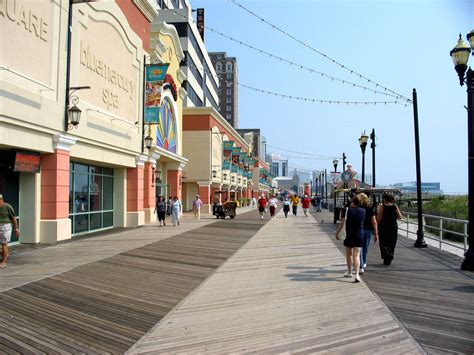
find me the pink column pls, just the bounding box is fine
[167,170,182,200]
[198,185,211,204]
[127,166,144,212]
[143,162,154,209]
[41,149,70,220]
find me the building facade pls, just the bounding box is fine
[182,107,253,212]
[209,52,239,128]
[157,6,220,111]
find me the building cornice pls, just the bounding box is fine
[53,134,77,152]
[132,0,158,22]
[150,21,185,61]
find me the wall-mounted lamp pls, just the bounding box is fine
[156,170,162,181]
[144,135,153,149]
[67,86,90,130]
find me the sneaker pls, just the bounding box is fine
[354,275,361,283]
[344,272,353,278]
[363,263,367,268]
[359,268,365,274]
[261,215,264,220]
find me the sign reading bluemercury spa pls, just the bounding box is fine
[70,2,142,123]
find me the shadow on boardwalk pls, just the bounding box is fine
[313,208,474,354]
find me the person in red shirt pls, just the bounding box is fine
[302,194,311,217]
[257,195,267,220]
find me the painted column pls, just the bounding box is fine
[40,134,76,244]
[197,182,211,214]
[126,154,147,227]
[143,152,161,223]
[167,162,185,200]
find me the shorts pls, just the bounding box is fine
[0,223,12,244]
[258,207,265,213]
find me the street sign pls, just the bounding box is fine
[341,170,353,183]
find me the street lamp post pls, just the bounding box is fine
[370,129,376,206]
[333,159,338,223]
[324,168,328,207]
[450,31,474,270]
[412,89,427,248]
[358,132,369,184]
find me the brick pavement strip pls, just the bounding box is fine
[127,209,423,354]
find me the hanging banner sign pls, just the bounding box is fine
[232,147,241,165]
[223,141,234,166]
[144,64,169,123]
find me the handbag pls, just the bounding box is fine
[337,207,348,241]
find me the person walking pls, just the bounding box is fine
[291,194,300,216]
[377,193,403,265]
[251,196,257,209]
[171,196,182,226]
[166,196,172,217]
[282,197,291,218]
[154,195,167,227]
[359,193,378,273]
[268,195,278,219]
[0,194,20,269]
[301,194,311,217]
[192,195,203,220]
[335,194,366,283]
[316,194,322,212]
[257,194,267,220]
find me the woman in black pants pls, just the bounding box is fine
[155,195,167,226]
[377,193,403,265]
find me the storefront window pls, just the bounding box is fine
[69,162,114,236]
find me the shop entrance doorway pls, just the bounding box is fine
[0,151,20,244]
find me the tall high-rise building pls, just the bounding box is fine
[237,129,263,159]
[156,4,220,110]
[209,52,239,128]
[271,162,279,177]
[281,160,288,177]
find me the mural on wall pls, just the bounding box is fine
[156,97,177,153]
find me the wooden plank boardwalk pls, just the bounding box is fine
[0,210,265,354]
[128,209,422,354]
[314,209,474,354]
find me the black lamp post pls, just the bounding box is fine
[333,159,338,223]
[324,168,328,207]
[370,129,376,188]
[358,132,369,185]
[450,31,474,270]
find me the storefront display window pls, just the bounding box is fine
[69,162,114,236]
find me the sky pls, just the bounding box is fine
[193,0,473,193]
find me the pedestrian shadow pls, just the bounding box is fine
[285,265,347,282]
[441,285,474,294]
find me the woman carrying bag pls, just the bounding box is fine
[335,195,366,283]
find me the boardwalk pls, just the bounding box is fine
[1,207,473,353]
[128,209,421,354]
[314,210,474,354]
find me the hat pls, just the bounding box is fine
[0,194,3,199]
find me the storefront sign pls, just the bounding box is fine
[14,151,41,173]
[145,64,170,123]
[196,8,204,41]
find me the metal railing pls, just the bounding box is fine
[399,211,468,253]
